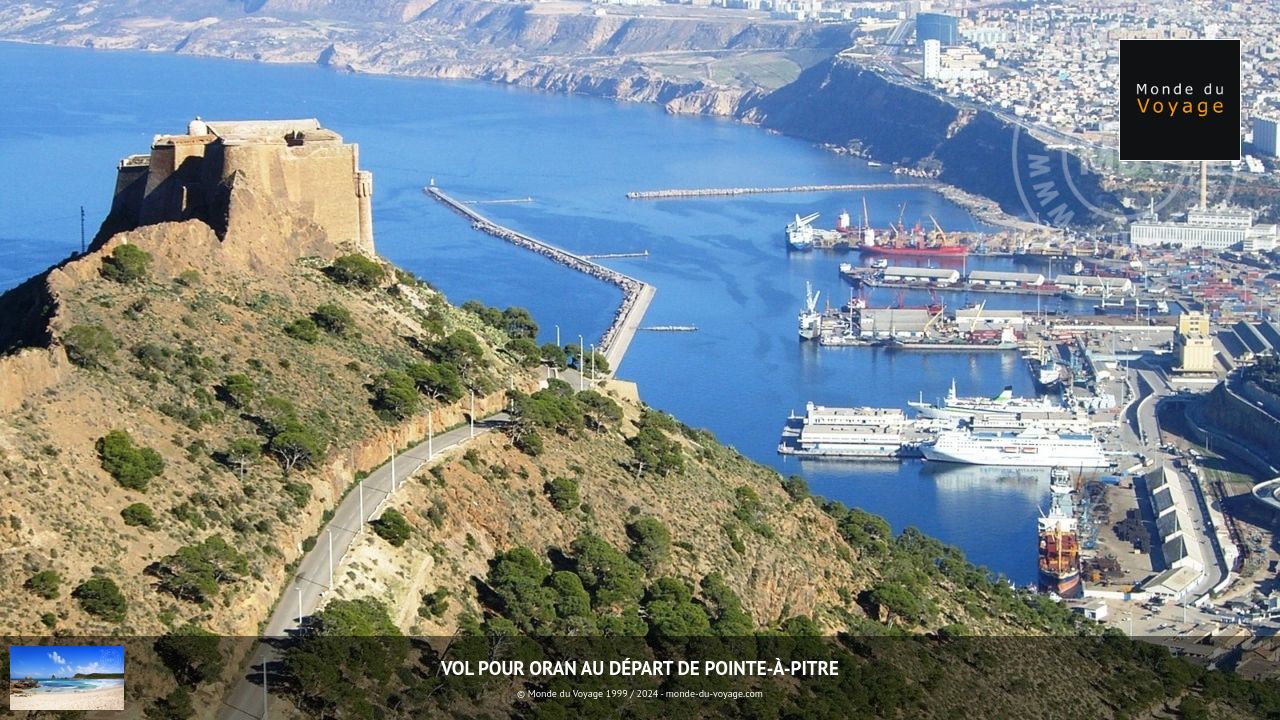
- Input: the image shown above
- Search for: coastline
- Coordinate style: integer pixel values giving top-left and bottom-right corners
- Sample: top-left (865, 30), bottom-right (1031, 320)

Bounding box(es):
top-left (9, 684), bottom-right (125, 711)
top-left (0, 38), bottom-right (1044, 234)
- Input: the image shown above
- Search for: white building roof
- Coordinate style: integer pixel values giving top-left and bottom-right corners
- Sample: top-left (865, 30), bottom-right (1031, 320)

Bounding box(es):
top-left (1055, 274), bottom-right (1132, 289)
top-left (882, 267), bottom-right (961, 279)
top-left (968, 270), bottom-right (1045, 283)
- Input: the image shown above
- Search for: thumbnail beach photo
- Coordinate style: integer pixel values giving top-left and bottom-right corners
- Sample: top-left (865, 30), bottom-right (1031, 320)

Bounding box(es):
top-left (7, 645), bottom-right (125, 712)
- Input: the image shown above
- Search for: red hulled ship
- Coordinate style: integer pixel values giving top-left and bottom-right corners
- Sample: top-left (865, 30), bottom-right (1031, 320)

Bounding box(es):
top-left (1038, 467), bottom-right (1082, 598)
top-left (836, 201), bottom-right (970, 257)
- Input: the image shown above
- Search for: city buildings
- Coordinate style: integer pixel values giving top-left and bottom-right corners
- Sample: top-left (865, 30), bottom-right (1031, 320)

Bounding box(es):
top-left (889, 1), bottom-right (1280, 144)
top-left (1130, 208), bottom-right (1279, 252)
top-left (1254, 116), bottom-right (1279, 157)
top-left (924, 39), bottom-right (941, 80)
top-left (1176, 311), bottom-right (1215, 373)
top-left (917, 12), bottom-right (959, 46)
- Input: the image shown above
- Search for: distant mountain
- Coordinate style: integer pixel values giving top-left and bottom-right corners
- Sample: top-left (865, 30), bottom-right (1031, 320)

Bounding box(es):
top-left (0, 0), bottom-right (850, 103)
top-left (740, 57), bottom-right (1123, 227)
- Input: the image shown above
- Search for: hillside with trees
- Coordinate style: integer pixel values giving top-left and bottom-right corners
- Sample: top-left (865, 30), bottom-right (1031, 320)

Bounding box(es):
top-left (1, 128), bottom-right (1278, 718)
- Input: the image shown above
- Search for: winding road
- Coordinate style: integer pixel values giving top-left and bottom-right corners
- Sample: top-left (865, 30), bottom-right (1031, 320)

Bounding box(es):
top-left (217, 412), bottom-right (510, 720)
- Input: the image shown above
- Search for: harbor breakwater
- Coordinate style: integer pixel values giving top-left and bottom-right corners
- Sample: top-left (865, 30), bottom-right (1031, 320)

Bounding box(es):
top-left (425, 186), bottom-right (654, 372)
top-left (738, 57), bottom-right (1122, 226)
top-left (626, 183), bottom-right (929, 200)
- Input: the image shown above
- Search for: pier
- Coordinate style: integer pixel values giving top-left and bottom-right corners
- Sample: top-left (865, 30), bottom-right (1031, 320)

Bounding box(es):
top-left (625, 183), bottom-right (930, 200)
top-left (425, 186), bottom-right (654, 374)
top-left (854, 276), bottom-right (1064, 298)
top-left (463, 197), bottom-right (533, 205)
top-left (581, 250), bottom-right (649, 259)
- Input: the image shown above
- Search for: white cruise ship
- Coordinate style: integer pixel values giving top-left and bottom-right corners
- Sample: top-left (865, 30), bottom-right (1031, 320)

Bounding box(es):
top-left (921, 427), bottom-right (1108, 468)
top-left (779, 402), bottom-right (907, 458)
top-left (908, 379), bottom-right (1064, 421)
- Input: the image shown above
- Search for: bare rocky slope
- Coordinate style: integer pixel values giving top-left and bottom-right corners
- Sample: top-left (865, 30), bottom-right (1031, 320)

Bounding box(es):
top-left (0, 1), bottom-right (1113, 225)
top-left (0, 0), bottom-right (852, 113)
top-left (0, 144), bottom-right (1068, 640)
top-left (0, 165), bottom-right (538, 638)
top-left (1, 124), bottom-right (1280, 719)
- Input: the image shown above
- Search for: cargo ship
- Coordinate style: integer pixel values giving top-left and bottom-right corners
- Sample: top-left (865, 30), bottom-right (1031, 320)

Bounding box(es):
top-left (883, 336), bottom-right (1018, 352)
top-left (837, 204), bottom-right (969, 257)
top-left (1029, 352), bottom-right (1063, 390)
top-left (785, 212), bottom-right (818, 251)
top-left (861, 242), bottom-right (969, 258)
top-left (921, 427), bottom-right (1109, 468)
top-left (1038, 467), bottom-right (1083, 598)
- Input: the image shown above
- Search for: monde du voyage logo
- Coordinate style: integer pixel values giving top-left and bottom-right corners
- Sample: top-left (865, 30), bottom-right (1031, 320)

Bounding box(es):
top-left (1012, 38), bottom-right (1241, 227)
top-left (1120, 39), bottom-right (1241, 161)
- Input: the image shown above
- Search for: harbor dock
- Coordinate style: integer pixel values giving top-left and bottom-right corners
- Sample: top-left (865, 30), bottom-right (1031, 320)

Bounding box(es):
top-left (581, 250), bottom-right (649, 259)
top-left (463, 197), bottom-right (533, 205)
top-left (425, 185), bottom-right (654, 374)
top-left (626, 183), bottom-right (930, 200)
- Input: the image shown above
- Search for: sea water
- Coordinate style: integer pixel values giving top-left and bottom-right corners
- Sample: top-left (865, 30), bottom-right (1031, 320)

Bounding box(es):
top-left (0, 42), bottom-right (1091, 583)
top-left (19, 678), bottom-right (123, 694)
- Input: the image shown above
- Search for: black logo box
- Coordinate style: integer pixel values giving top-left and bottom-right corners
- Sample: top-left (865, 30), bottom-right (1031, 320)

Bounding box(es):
top-left (1119, 39), bottom-right (1241, 162)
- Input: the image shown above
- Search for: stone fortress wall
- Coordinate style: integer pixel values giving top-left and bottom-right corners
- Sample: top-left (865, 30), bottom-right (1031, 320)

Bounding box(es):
top-left (109, 118), bottom-right (374, 254)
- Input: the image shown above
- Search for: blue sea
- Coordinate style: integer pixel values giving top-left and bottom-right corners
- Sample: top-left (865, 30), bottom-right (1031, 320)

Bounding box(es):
top-left (13, 678), bottom-right (123, 694)
top-left (0, 42), bottom-right (1099, 583)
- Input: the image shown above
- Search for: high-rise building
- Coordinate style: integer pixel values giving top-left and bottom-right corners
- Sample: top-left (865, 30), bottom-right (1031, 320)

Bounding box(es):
top-left (1176, 311), bottom-right (1215, 373)
top-left (1254, 116), bottom-right (1279, 157)
top-left (923, 39), bottom-right (941, 80)
top-left (917, 12), bottom-right (959, 46)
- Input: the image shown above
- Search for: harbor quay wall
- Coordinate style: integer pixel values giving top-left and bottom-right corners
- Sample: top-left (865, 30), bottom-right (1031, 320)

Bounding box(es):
top-left (425, 186), bottom-right (652, 371)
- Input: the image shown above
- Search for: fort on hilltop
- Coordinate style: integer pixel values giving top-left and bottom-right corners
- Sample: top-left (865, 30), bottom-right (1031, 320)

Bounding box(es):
top-left (108, 118), bottom-right (374, 253)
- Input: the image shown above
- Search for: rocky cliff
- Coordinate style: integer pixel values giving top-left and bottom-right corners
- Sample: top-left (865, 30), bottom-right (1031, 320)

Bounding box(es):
top-left (4, 116), bottom-right (1280, 719)
top-left (0, 120), bottom-right (540, 637)
top-left (0, 2), bottom-right (1123, 223)
top-left (0, 0), bottom-right (851, 107)
top-left (739, 57), bottom-right (1122, 225)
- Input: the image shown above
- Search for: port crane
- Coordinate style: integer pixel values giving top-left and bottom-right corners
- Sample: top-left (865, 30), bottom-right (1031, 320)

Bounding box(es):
top-left (922, 304), bottom-right (945, 338)
top-left (929, 215), bottom-right (956, 247)
top-left (959, 300), bottom-right (987, 333)
top-left (861, 197), bottom-right (875, 247)
top-left (791, 212), bottom-right (820, 229)
top-left (805, 281), bottom-right (821, 315)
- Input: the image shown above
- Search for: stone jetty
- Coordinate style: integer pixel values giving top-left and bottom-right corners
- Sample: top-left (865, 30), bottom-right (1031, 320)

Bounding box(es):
top-left (625, 183), bottom-right (930, 200)
top-left (426, 186), bottom-right (654, 374)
